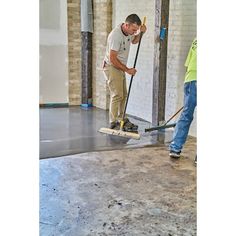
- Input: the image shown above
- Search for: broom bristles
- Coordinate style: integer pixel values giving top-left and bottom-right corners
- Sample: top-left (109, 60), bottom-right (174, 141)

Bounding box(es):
top-left (98, 127), bottom-right (140, 140)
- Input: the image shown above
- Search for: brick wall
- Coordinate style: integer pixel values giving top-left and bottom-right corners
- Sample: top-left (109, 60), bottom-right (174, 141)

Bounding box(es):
top-left (166, 0), bottom-right (197, 136)
top-left (92, 0), bottom-right (112, 109)
top-left (67, 0), bottom-right (81, 105)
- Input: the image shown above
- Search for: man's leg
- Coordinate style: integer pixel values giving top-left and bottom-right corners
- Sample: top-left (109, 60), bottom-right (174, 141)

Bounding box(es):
top-left (106, 66), bottom-right (125, 126)
top-left (169, 81), bottom-right (197, 156)
top-left (118, 74), bottom-right (127, 120)
top-left (118, 76), bottom-right (138, 131)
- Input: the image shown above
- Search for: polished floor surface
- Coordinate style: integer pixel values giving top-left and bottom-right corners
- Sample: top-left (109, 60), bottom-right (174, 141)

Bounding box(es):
top-left (40, 107), bottom-right (173, 159)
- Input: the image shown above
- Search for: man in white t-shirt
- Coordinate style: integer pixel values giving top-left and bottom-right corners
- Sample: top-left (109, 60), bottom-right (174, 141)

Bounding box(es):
top-left (103, 14), bottom-right (147, 131)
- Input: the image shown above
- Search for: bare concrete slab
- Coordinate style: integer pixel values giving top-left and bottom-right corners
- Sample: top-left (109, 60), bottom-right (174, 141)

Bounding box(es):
top-left (40, 138), bottom-right (196, 236)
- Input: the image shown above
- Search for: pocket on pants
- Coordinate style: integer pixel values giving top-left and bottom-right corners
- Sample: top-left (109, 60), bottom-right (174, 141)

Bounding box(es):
top-left (108, 66), bottom-right (125, 98)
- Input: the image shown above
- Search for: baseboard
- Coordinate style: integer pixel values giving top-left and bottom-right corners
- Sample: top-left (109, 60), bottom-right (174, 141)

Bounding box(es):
top-left (39, 103), bottom-right (69, 108)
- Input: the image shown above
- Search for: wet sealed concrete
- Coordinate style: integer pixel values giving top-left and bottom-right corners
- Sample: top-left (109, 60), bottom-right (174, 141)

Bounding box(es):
top-left (40, 107), bottom-right (173, 159)
top-left (40, 138), bottom-right (196, 236)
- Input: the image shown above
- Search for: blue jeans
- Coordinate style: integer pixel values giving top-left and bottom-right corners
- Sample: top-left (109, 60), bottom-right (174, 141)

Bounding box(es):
top-left (169, 81), bottom-right (197, 152)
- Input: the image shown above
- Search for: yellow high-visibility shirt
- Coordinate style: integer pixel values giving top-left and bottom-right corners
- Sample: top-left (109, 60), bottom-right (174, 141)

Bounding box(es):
top-left (184, 38), bottom-right (197, 83)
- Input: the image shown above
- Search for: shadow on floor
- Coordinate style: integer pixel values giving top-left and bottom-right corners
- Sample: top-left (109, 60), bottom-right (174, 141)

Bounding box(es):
top-left (40, 106), bottom-right (173, 159)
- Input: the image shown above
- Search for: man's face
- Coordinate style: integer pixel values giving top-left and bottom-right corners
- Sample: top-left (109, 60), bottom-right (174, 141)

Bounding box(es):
top-left (126, 23), bottom-right (140, 35)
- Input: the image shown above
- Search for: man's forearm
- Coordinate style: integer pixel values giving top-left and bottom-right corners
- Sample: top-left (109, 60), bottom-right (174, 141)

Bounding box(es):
top-left (132, 25), bottom-right (147, 44)
top-left (110, 57), bottom-right (128, 72)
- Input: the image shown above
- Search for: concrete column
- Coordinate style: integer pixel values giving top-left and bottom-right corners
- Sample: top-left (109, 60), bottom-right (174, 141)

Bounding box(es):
top-left (81, 0), bottom-right (93, 107)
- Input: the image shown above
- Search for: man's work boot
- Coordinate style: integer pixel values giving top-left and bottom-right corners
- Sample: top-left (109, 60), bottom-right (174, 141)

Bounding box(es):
top-left (109, 121), bottom-right (120, 130)
top-left (123, 118), bottom-right (138, 131)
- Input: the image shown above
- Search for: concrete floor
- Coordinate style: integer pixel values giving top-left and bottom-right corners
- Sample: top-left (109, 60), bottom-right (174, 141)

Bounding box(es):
top-left (40, 106), bottom-right (196, 235)
top-left (40, 107), bottom-right (173, 159)
top-left (40, 140), bottom-right (196, 236)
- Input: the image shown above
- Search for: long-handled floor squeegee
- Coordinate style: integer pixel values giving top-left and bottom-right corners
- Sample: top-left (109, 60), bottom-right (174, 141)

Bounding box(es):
top-left (99, 17), bottom-right (146, 140)
top-left (145, 106), bottom-right (184, 132)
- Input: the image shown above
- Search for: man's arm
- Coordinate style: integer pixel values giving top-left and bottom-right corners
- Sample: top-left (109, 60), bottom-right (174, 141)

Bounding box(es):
top-left (110, 50), bottom-right (136, 75)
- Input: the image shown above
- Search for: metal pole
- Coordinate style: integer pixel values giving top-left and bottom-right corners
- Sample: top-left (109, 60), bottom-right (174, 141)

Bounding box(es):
top-left (81, 0), bottom-right (93, 107)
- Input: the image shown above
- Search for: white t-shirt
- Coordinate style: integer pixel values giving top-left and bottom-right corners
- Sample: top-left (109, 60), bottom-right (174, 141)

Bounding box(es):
top-left (104, 24), bottom-right (134, 66)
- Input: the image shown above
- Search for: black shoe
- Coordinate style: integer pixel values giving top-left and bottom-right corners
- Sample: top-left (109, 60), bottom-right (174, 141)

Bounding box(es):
top-left (123, 118), bottom-right (138, 131)
top-left (169, 150), bottom-right (181, 159)
top-left (109, 121), bottom-right (120, 129)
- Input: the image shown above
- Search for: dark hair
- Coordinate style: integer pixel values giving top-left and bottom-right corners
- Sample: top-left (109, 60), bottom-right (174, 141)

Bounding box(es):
top-left (125, 14), bottom-right (141, 26)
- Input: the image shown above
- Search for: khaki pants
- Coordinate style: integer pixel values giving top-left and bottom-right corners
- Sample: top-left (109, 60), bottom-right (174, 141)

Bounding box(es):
top-left (103, 64), bottom-right (127, 123)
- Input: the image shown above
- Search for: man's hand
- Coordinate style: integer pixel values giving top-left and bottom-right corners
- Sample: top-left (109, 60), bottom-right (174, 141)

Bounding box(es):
top-left (140, 24), bottom-right (147, 34)
top-left (126, 68), bottom-right (137, 76)
top-left (132, 24), bottom-right (147, 44)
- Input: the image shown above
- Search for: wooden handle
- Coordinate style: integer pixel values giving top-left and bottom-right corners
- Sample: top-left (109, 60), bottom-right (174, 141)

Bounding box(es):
top-left (142, 16), bottom-right (146, 26)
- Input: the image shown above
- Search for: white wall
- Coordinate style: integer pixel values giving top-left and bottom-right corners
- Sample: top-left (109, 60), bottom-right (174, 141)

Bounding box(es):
top-left (166, 0), bottom-right (197, 136)
top-left (40, 0), bottom-right (68, 104)
top-left (113, 0), bottom-right (155, 122)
